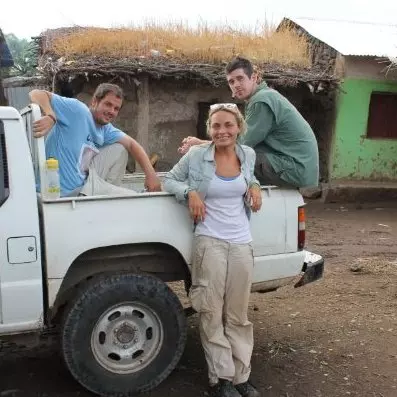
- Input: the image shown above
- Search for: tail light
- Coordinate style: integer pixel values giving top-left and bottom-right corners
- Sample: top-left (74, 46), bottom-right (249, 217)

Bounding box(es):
top-left (298, 206), bottom-right (306, 250)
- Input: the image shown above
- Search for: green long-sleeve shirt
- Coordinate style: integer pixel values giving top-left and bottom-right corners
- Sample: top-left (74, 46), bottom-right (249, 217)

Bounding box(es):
top-left (241, 83), bottom-right (319, 187)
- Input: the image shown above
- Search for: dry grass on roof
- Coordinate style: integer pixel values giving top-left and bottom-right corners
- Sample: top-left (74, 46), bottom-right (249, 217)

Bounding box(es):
top-left (49, 22), bottom-right (310, 67)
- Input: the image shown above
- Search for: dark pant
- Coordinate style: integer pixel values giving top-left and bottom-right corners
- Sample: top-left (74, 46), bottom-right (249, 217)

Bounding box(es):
top-left (254, 152), bottom-right (297, 188)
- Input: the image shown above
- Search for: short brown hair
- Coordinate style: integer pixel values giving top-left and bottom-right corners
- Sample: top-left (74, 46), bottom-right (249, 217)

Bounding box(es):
top-left (225, 57), bottom-right (254, 78)
top-left (93, 83), bottom-right (124, 101)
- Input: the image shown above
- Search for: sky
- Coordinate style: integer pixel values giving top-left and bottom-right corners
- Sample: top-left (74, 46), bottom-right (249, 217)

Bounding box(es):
top-left (1, 0), bottom-right (397, 39)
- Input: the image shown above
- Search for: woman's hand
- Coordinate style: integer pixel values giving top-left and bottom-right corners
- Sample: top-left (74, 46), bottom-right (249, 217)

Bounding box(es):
top-left (248, 186), bottom-right (262, 212)
top-left (188, 191), bottom-right (206, 222)
top-left (144, 173), bottom-right (162, 192)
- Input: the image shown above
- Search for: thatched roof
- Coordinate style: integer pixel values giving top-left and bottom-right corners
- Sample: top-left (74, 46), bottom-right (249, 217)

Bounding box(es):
top-left (35, 26), bottom-right (339, 90)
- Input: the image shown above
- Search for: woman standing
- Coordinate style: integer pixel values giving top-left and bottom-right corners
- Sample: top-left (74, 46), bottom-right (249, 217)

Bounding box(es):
top-left (164, 104), bottom-right (262, 397)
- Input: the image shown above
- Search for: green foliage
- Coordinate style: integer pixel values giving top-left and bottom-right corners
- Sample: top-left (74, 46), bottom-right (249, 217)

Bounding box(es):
top-left (5, 33), bottom-right (38, 76)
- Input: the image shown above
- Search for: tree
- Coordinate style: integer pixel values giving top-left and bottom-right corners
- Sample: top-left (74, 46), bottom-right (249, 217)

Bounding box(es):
top-left (5, 33), bottom-right (38, 76)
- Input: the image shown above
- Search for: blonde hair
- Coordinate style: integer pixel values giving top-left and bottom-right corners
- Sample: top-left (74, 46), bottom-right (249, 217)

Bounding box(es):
top-left (206, 105), bottom-right (247, 137)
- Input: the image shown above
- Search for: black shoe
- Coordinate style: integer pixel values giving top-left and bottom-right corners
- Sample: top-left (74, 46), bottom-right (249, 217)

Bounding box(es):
top-left (210, 379), bottom-right (240, 397)
top-left (235, 380), bottom-right (260, 397)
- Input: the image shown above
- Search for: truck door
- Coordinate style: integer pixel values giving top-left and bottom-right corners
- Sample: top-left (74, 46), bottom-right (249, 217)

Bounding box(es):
top-left (0, 106), bottom-right (43, 334)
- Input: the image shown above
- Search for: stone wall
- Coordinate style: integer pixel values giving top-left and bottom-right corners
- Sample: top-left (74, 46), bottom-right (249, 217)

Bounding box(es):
top-left (292, 25), bottom-right (338, 74)
top-left (278, 19), bottom-right (338, 75)
top-left (148, 80), bottom-right (231, 170)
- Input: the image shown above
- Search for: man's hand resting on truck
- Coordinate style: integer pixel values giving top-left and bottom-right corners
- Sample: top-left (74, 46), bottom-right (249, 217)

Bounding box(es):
top-left (144, 173), bottom-right (162, 192)
top-left (33, 115), bottom-right (56, 138)
top-left (178, 136), bottom-right (208, 154)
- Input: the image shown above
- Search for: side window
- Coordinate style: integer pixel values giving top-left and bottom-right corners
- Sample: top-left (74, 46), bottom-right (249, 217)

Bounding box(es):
top-left (367, 92), bottom-right (397, 139)
top-left (0, 120), bottom-right (10, 206)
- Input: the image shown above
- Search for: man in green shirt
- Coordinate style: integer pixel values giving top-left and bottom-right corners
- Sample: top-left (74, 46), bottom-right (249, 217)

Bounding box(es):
top-left (179, 57), bottom-right (319, 188)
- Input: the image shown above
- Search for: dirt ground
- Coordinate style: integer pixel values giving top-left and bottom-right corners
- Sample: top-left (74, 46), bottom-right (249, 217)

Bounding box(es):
top-left (1, 201), bottom-right (397, 397)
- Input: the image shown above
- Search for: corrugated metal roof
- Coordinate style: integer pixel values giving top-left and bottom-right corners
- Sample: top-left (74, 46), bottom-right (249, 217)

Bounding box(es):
top-left (288, 18), bottom-right (397, 58)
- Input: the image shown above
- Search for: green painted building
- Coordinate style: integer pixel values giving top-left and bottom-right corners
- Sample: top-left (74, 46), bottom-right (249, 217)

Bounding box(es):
top-left (331, 58), bottom-right (397, 181)
top-left (279, 18), bottom-right (397, 183)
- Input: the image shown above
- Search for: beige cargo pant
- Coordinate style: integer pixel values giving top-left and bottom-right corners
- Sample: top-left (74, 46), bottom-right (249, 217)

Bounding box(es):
top-left (78, 143), bottom-right (134, 196)
top-left (190, 235), bottom-right (254, 386)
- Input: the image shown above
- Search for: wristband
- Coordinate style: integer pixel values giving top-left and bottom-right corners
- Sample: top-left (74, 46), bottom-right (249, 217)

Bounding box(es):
top-left (46, 114), bottom-right (56, 124)
top-left (184, 188), bottom-right (194, 199)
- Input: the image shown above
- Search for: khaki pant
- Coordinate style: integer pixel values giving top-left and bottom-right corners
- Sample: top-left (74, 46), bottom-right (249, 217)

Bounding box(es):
top-left (79, 143), bottom-right (133, 196)
top-left (190, 235), bottom-right (254, 385)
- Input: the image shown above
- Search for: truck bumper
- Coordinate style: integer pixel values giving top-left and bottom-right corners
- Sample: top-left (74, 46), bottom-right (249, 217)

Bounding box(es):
top-left (294, 251), bottom-right (324, 288)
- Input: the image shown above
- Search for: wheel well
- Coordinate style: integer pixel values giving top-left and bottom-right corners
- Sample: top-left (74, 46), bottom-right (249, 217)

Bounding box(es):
top-left (49, 242), bottom-right (190, 322)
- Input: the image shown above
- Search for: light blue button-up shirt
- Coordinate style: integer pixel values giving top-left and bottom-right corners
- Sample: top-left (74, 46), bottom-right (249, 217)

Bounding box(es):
top-left (164, 142), bottom-right (260, 218)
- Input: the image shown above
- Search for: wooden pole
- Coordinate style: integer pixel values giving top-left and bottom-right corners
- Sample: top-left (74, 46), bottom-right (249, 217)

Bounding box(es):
top-left (134, 74), bottom-right (150, 172)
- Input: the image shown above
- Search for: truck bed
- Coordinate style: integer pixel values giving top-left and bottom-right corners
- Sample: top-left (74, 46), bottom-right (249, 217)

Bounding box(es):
top-left (19, 103), bottom-right (307, 308)
top-left (40, 174), bottom-right (305, 307)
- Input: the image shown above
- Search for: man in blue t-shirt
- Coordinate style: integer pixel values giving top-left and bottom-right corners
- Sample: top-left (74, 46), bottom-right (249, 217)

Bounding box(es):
top-left (29, 83), bottom-right (161, 197)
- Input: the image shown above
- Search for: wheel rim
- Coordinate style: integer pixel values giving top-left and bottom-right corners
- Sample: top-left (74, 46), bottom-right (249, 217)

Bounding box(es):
top-left (91, 302), bottom-right (164, 374)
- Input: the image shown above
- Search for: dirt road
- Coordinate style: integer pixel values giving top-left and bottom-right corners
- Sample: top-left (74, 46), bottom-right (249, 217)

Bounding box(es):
top-left (1, 202), bottom-right (396, 397)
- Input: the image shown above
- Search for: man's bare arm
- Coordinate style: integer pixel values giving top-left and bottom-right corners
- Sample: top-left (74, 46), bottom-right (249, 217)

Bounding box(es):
top-left (29, 90), bottom-right (56, 137)
top-left (118, 135), bottom-right (162, 192)
top-left (29, 90), bottom-right (56, 118)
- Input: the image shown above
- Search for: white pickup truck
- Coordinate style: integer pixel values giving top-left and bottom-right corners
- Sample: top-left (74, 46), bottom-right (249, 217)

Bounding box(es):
top-left (0, 104), bottom-right (324, 396)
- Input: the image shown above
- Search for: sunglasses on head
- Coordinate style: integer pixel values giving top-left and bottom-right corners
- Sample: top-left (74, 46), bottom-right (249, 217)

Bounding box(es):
top-left (210, 103), bottom-right (238, 111)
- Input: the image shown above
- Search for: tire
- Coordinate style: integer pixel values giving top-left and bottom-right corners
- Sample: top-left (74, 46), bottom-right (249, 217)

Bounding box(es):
top-left (61, 273), bottom-right (187, 396)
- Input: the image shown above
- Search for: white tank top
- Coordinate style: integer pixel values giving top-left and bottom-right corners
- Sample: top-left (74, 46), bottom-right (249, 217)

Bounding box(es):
top-left (195, 173), bottom-right (252, 244)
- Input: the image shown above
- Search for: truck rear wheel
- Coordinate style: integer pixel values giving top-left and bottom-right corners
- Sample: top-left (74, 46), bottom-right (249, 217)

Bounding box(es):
top-left (61, 273), bottom-right (187, 396)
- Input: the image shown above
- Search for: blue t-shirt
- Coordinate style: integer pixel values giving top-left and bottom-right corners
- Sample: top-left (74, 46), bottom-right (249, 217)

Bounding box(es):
top-left (44, 94), bottom-right (126, 196)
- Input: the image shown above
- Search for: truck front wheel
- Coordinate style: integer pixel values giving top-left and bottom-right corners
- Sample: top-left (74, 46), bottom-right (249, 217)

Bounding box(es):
top-left (61, 273), bottom-right (187, 396)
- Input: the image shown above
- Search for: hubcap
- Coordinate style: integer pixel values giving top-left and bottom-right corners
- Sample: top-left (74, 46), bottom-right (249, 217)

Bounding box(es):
top-left (91, 302), bottom-right (163, 374)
